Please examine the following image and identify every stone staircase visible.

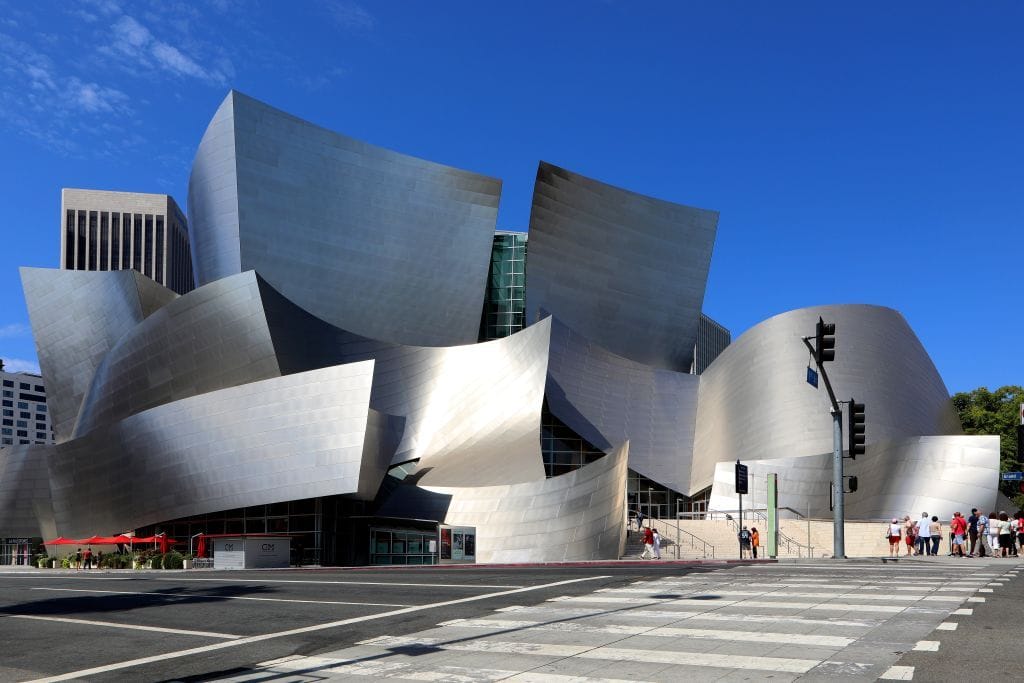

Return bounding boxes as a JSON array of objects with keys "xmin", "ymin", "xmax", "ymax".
[{"xmin": 621, "ymin": 516, "xmax": 905, "ymax": 560}]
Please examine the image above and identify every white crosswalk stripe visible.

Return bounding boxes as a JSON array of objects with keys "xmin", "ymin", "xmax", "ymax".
[{"xmin": 210, "ymin": 561, "xmax": 1014, "ymax": 682}]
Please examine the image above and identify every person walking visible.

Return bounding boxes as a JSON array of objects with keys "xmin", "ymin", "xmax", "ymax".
[
  {"xmin": 887, "ymin": 518, "xmax": 902, "ymax": 558},
  {"xmin": 903, "ymin": 516, "xmax": 916, "ymax": 556},
  {"xmin": 977, "ymin": 511, "xmax": 990, "ymax": 557},
  {"xmin": 950, "ymin": 512, "xmax": 967, "ymax": 557},
  {"xmin": 640, "ymin": 526, "xmax": 655, "ymax": 559},
  {"xmin": 652, "ymin": 528, "xmax": 662, "ymax": 559},
  {"xmin": 74, "ymin": 547, "xmax": 82, "ymax": 570},
  {"xmin": 82, "ymin": 547, "xmax": 93, "ymax": 570},
  {"xmin": 751, "ymin": 527, "xmax": 760, "ymax": 559},
  {"xmin": 929, "ymin": 516, "xmax": 942, "ymax": 556},
  {"xmin": 997, "ymin": 512, "xmax": 1013, "ymax": 558},
  {"xmin": 1016, "ymin": 512, "xmax": 1024, "ymax": 557},
  {"xmin": 635, "ymin": 509, "xmax": 645, "ymax": 531},
  {"xmin": 967, "ymin": 508, "xmax": 980, "ymax": 556},
  {"xmin": 916, "ymin": 512, "xmax": 931, "ymax": 555},
  {"xmin": 988, "ymin": 510, "xmax": 1001, "ymax": 555},
  {"xmin": 738, "ymin": 526, "xmax": 752, "ymax": 559}
]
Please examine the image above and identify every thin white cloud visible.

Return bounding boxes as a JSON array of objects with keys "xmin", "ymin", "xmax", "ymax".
[
  {"xmin": 0, "ymin": 323, "xmax": 30, "ymax": 338},
  {"xmin": 325, "ymin": 0, "xmax": 375, "ymax": 30},
  {"xmin": 108, "ymin": 14, "xmax": 228, "ymax": 85},
  {"xmin": 1, "ymin": 358, "xmax": 41, "ymax": 374}
]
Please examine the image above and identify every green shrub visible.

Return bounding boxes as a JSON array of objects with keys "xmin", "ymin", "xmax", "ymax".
[
  {"xmin": 60, "ymin": 556, "xmax": 72, "ymax": 569},
  {"xmin": 36, "ymin": 555, "xmax": 49, "ymax": 569},
  {"xmin": 162, "ymin": 551, "xmax": 184, "ymax": 570},
  {"xmin": 100, "ymin": 553, "xmax": 131, "ymax": 569}
]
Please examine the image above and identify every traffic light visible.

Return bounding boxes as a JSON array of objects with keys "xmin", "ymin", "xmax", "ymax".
[
  {"xmin": 849, "ymin": 399, "xmax": 866, "ymax": 459},
  {"xmin": 815, "ymin": 317, "xmax": 836, "ymax": 364},
  {"xmin": 848, "ymin": 476, "xmax": 858, "ymax": 493}
]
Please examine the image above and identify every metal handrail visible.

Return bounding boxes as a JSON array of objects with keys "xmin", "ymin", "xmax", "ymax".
[{"xmin": 682, "ymin": 508, "xmax": 818, "ymax": 558}]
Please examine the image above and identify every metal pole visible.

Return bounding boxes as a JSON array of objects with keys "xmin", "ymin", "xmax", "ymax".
[
  {"xmin": 738, "ymin": 492, "xmax": 743, "ymax": 558},
  {"xmin": 832, "ymin": 409, "xmax": 845, "ymax": 558},
  {"xmin": 807, "ymin": 502, "xmax": 811, "ymax": 553}
]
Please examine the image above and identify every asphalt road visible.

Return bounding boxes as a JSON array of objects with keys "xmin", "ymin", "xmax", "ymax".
[
  {"xmin": 0, "ymin": 564, "xmax": 726, "ymax": 681},
  {"xmin": 0, "ymin": 559, "xmax": 1018, "ymax": 682}
]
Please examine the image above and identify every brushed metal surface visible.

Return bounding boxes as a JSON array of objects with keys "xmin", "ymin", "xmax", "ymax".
[
  {"xmin": 708, "ymin": 435, "xmax": 1000, "ymax": 520},
  {"xmin": 47, "ymin": 362, "xmax": 384, "ymax": 538},
  {"xmin": 20, "ymin": 268, "xmax": 177, "ymax": 443},
  {"xmin": 546, "ymin": 316, "xmax": 698, "ymax": 494},
  {"xmin": 188, "ymin": 90, "xmax": 501, "ymax": 347},
  {"xmin": 423, "ymin": 441, "xmax": 629, "ymax": 562},
  {"xmin": 692, "ymin": 304, "xmax": 964, "ymax": 494},
  {"xmin": 525, "ymin": 161, "xmax": 718, "ymax": 372},
  {"xmin": 0, "ymin": 444, "xmax": 56, "ymax": 538}
]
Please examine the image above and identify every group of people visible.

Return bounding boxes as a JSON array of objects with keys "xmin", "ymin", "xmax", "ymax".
[
  {"xmin": 633, "ymin": 510, "xmax": 662, "ymax": 559},
  {"xmin": 887, "ymin": 509, "xmax": 1024, "ymax": 558},
  {"xmin": 71, "ymin": 547, "xmax": 99, "ymax": 569}
]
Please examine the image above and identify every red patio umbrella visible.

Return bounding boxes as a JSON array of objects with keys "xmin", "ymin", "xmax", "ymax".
[
  {"xmin": 81, "ymin": 536, "xmax": 124, "ymax": 545},
  {"xmin": 196, "ymin": 535, "xmax": 206, "ymax": 558},
  {"xmin": 43, "ymin": 537, "xmax": 80, "ymax": 545}
]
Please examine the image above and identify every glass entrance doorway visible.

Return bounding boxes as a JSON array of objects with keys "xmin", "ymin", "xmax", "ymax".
[{"xmin": 0, "ymin": 540, "xmax": 32, "ymax": 566}]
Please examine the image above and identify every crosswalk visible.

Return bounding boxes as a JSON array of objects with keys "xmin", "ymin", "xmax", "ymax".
[{"xmin": 217, "ymin": 560, "xmax": 1021, "ymax": 682}]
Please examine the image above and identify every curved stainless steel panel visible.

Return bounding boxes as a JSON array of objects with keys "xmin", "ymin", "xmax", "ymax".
[
  {"xmin": 525, "ymin": 162, "xmax": 718, "ymax": 372},
  {"xmin": 546, "ymin": 316, "xmax": 698, "ymax": 494},
  {"xmin": 692, "ymin": 304, "xmax": 964, "ymax": 493},
  {"xmin": 423, "ymin": 441, "xmax": 629, "ymax": 563},
  {"xmin": 21, "ymin": 268, "xmax": 177, "ymax": 442},
  {"xmin": 48, "ymin": 362, "xmax": 384, "ymax": 538},
  {"xmin": 74, "ymin": 271, "xmax": 283, "ymax": 437},
  {"xmin": 708, "ymin": 435, "xmax": 999, "ymax": 520},
  {"xmin": 187, "ymin": 91, "xmax": 241, "ymax": 284},
  {"xmin": 0, "ymin": 444, "xmax": 56, "ymax": 538},
  {"xmin": 188, "ymin": 90, "xmax": 501, "ymax": 347}
]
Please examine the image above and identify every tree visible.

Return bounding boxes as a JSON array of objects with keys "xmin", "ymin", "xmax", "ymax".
[{"xmin": 952, "ymin": 385, "xmax": 1023, "ymax": 502}]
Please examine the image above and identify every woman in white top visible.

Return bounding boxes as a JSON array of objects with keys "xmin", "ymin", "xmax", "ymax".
[{"xmin": 887, "ymin": 518, "xmax": 901, "ymax": 558}]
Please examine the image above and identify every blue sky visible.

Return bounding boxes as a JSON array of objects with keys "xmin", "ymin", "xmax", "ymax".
[{"xmin": 0, "ymin": 1, "xmax": 1020, "ymax": 393}]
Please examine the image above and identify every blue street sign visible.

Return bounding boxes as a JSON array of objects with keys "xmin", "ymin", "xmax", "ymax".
[
  {"xmin": 806, "ymin": 366, "xmax": 818, "ymax": 388},
  {"xmin": 1001, "ymin": 472, "xmax": 1023, "ymax": 481}
]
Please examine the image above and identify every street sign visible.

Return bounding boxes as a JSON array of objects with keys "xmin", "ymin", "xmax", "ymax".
[
  {"xmin": 1001, "ymin": 472, "xmax": 1023, "ymax": 481},
  {"xmin": 806, "ymin": 366, "xmax": 818, "ymax": 388},
  {"xmin": 735, "ymin": 461, "xmax": 749, "ymax": 494}
]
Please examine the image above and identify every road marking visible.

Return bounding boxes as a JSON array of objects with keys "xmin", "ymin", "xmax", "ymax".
[
  {"xmin": 978, "ymin": 588, "xmax": 993, "ymax": 592},
  {"xmin": 3, "ymin": 614, "xmax": 240, "ymax": 639},
  {"xmin": 552, "ymin": 595, "xmax": 918, "ymax": 613},
  {"xmin": 596, "ymin": 588, "xmax": 964, "ymax": 602},
  {"xmin": 28, "ymin": 575, "xmax": 611, "ymax": 683},
  {"xmin": 967, "ymin": 597, "xmax": 986, "ymax": 602},
  {"xmin": 914, "ymin": 640, "xmax": 940, "ymax": 651},
  {"xmin": 357, "ymin": 636, "xmax": 825, "ymax": 674},
  {"xmin": 880, "ymin": 665, "xmax": 915, "ymax": 680},
  {"xmin": 952, "ymin": 608, "xmax": 973, "ymax": 615},
  {"xmin": 29, "ymin": 587, "xmax": 408, "ymax": 608},
  {"xmin": 437, "ymin": 618, "xmax": 853, "ymax": 647},
  {"xmin": 494, "ymin": 604, "xmax": 881, "ymax": 627},
  {"xmin": 936, "ymin": 622, "xmax": 957, "ymax": 630},
  {"xmin": 154, "ymin": 577, "xmax": 525, "ymax": 589}
]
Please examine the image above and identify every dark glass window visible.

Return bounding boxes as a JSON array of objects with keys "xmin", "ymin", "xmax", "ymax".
[
  {"xmin": 155, "ymin": 216, "xmax": 164, "ymax": 284},
  {"xmin": 36, "ymin": 432, "xmax": 46, "ymax": 440},
  {"xmin": 19, "ymin": 383, "xmax": 28, "ymax": 390},
  {"xmin": 99, "ymin": 212, "xmax": 109, "ymax": 270},
  {"xmin": 16, "ymin": 430, "xmax": 27, "ymax": 437},
  {"xmin": 36, "ymin": 405, "xmax": 46, "ymax": 413},
  {"xmin": 2, "ymin": 400, "xmax": 11, "ymax": 408},
  {"xmin": 17, "ymin": 402, "xmax": 28, "ymax": 409},
  {"xmin": 19, "ymin": 412, "xmax": 29, "ymax": 419},
  {"xmin": 65, "ymin": 210, "xmax": 75, "ymax": 268},
  {"xmin": 35, "ymin": 422, "xmax": 46, "ymax": 431},
  {"xmin": 1, "ymin": 437, "xmax": 10, "ymax": 444},
  {"xmin": 2, "ymin": 390, "xmax": 11, "ymax": 398},
  {"xmin": 33, "ymin": 385, "xmax": 43, "ymax": 392},
  {"xmin": 1, "ymin": 380, "xmax": 12, "ymax": 387},
  {"xmin": 143, "ymin": 214, "xmax": 153, "ymax": 277},
  {"xmin": 121, "ymin": 213, "xmax": 131, "ymax": 269},
  {"xmin": 77, "ymin": 211, "xmax": 86, "ymax": 270},
  {"xmin": 16, "ymin": 420, "xmax": 26, "ymax": 428},
  {"xmin": 111, "ymin": 213, "xmax": 120, "ymax": 269},
  {"xmin": 2, "ymin": 420, "xmax": 11, "ymax": 427},
  {"xmin": 1, "ymin": 409, "xmax": 10, "ymax": 416},
  {"xmin": 133, "ymin": 214, "xmax": 142, "ymax": 272},
  {"xmin": 20, "ymin": 393, "xmax": 45, "ymax": 403},
  {"xmin": 87, "ymin": 211, "xmax": 97, "ymax": 270}
]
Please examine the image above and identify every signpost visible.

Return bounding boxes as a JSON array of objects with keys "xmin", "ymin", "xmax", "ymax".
[
  {"xmin": 806, "ymin": 366, "xmax": 818, "ymax": 388},
  {"xmin": 1001, "ymin": 472, "xmax": 1023, "ymax": 481},
  {"xmin": 767, "ymin": 473, "xmax": 779, "ymax": 559},
  {"xmin": 735, "ymin": 460, "xmax": 748, "ymax": 556}
]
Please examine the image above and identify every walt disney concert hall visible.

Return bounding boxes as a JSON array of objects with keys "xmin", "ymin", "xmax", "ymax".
[{"xmin": 0, "ymin": 91, "xmax": 999, "ymax": 564}]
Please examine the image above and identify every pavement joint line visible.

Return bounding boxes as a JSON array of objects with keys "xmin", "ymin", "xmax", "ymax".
[
  {"xmin": 936, "ymin": 622, "xmax": 957, "ymax": 630},
  {"xmin": 914, "ymin": 640, "xmax": 940, "ymax": 651},
  {"xmin": 2, "ymin": 613, "xmax": 242, "ymax": 639},
  {"xmin": 26, "ymin": 574, "xmax": 612, "ymax": 683},
  {"xmin": 28, "ymin": 587, "xmax": 410, "ymax": 608},
  {"xmin": 880, "ymin": 665, "xmax": 915, "ymax": 680}
]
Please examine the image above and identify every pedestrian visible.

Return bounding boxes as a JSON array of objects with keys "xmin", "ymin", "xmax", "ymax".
[
  {"xmin": 96, "ymin": 550, "xmax": 104, "ymax": 569},
  {"xmin": 635, "ymin": 509, "xmax": 645, "ymax": 531},
  {"xmin": 83, "ymin": 547, "xmax": 93, "ymax": 570},
  {"xmin": 74, "ymin": 547, "xmax": 82, "ymax": 570},
  {"xmin": 950, "ymin": 512, "xmax": 967, "ymax": 557},
  {"xmin": 751, "ymin": 527, "xmax": 760, "ymax": 559},
  {"xmin": 640, "ymin": 526, "xmax": 655, "ymax": 559},
  {"xmin": 887, "ymin": 518, "xmax": 901, "ymax": 558},
  {"xmin": 739, "ymin": 526, "xmax": 752, "ymax": 559},
  {"xmin": 916, "ymin": 512, "xmax": 931, "ymax": 555},
  {"xmin": 652, "ymin": 528, "xmax": 662, "ymax": 559},
  {"xmin": 929, "ymin": 516, "xmax": 942, "ymax": 556},
  {"xmin": 1015, "ymin": 512, "xmax": 1024, "ymax": 557},
  {"xmin": 977, "ymin": 511, "xmax": 990, "ymax": 557},
  {"xmin": 903, "ymin": 516, "xmax": 916, "ymax": 556},
  {"xmin": 967, "ymin": 508, "xmax": 980, "ymax": 556},
  {"xmin": 998, "ymin": 511, "xmax": 1013, "ymax": 557},
  {"xmin": 988, "ymin": 510, "xmax": 1001, "ymax": 554}
]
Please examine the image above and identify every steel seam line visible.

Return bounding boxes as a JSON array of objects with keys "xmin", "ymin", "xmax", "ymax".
[{"xmin": 29, "ymin": 575, "xmax": 611, "ymax": 683}]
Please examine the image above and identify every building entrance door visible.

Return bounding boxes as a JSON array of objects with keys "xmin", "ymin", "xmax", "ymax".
[{"xmin": 0, "ymin": 541, "xmax": 31, "ymax": 566}]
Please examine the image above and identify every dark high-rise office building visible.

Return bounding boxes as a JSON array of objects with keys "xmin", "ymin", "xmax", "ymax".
[{"xmin": 60, "ymin": 189, "xmax": 195, "ymax": 295}]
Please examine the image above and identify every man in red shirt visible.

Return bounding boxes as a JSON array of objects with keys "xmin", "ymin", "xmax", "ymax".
[
  {"xmin": 950, "ymin": 512, "xmax": 967, "ymax": 558},
  {"xmin": 640, "ymin": 527, "xmax": 655, "ymax": 559}
]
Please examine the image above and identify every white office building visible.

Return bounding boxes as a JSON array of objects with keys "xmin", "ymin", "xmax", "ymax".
[{"xmin": 1, "ymin": 369, "xmax": 53, "ymax": 446}]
